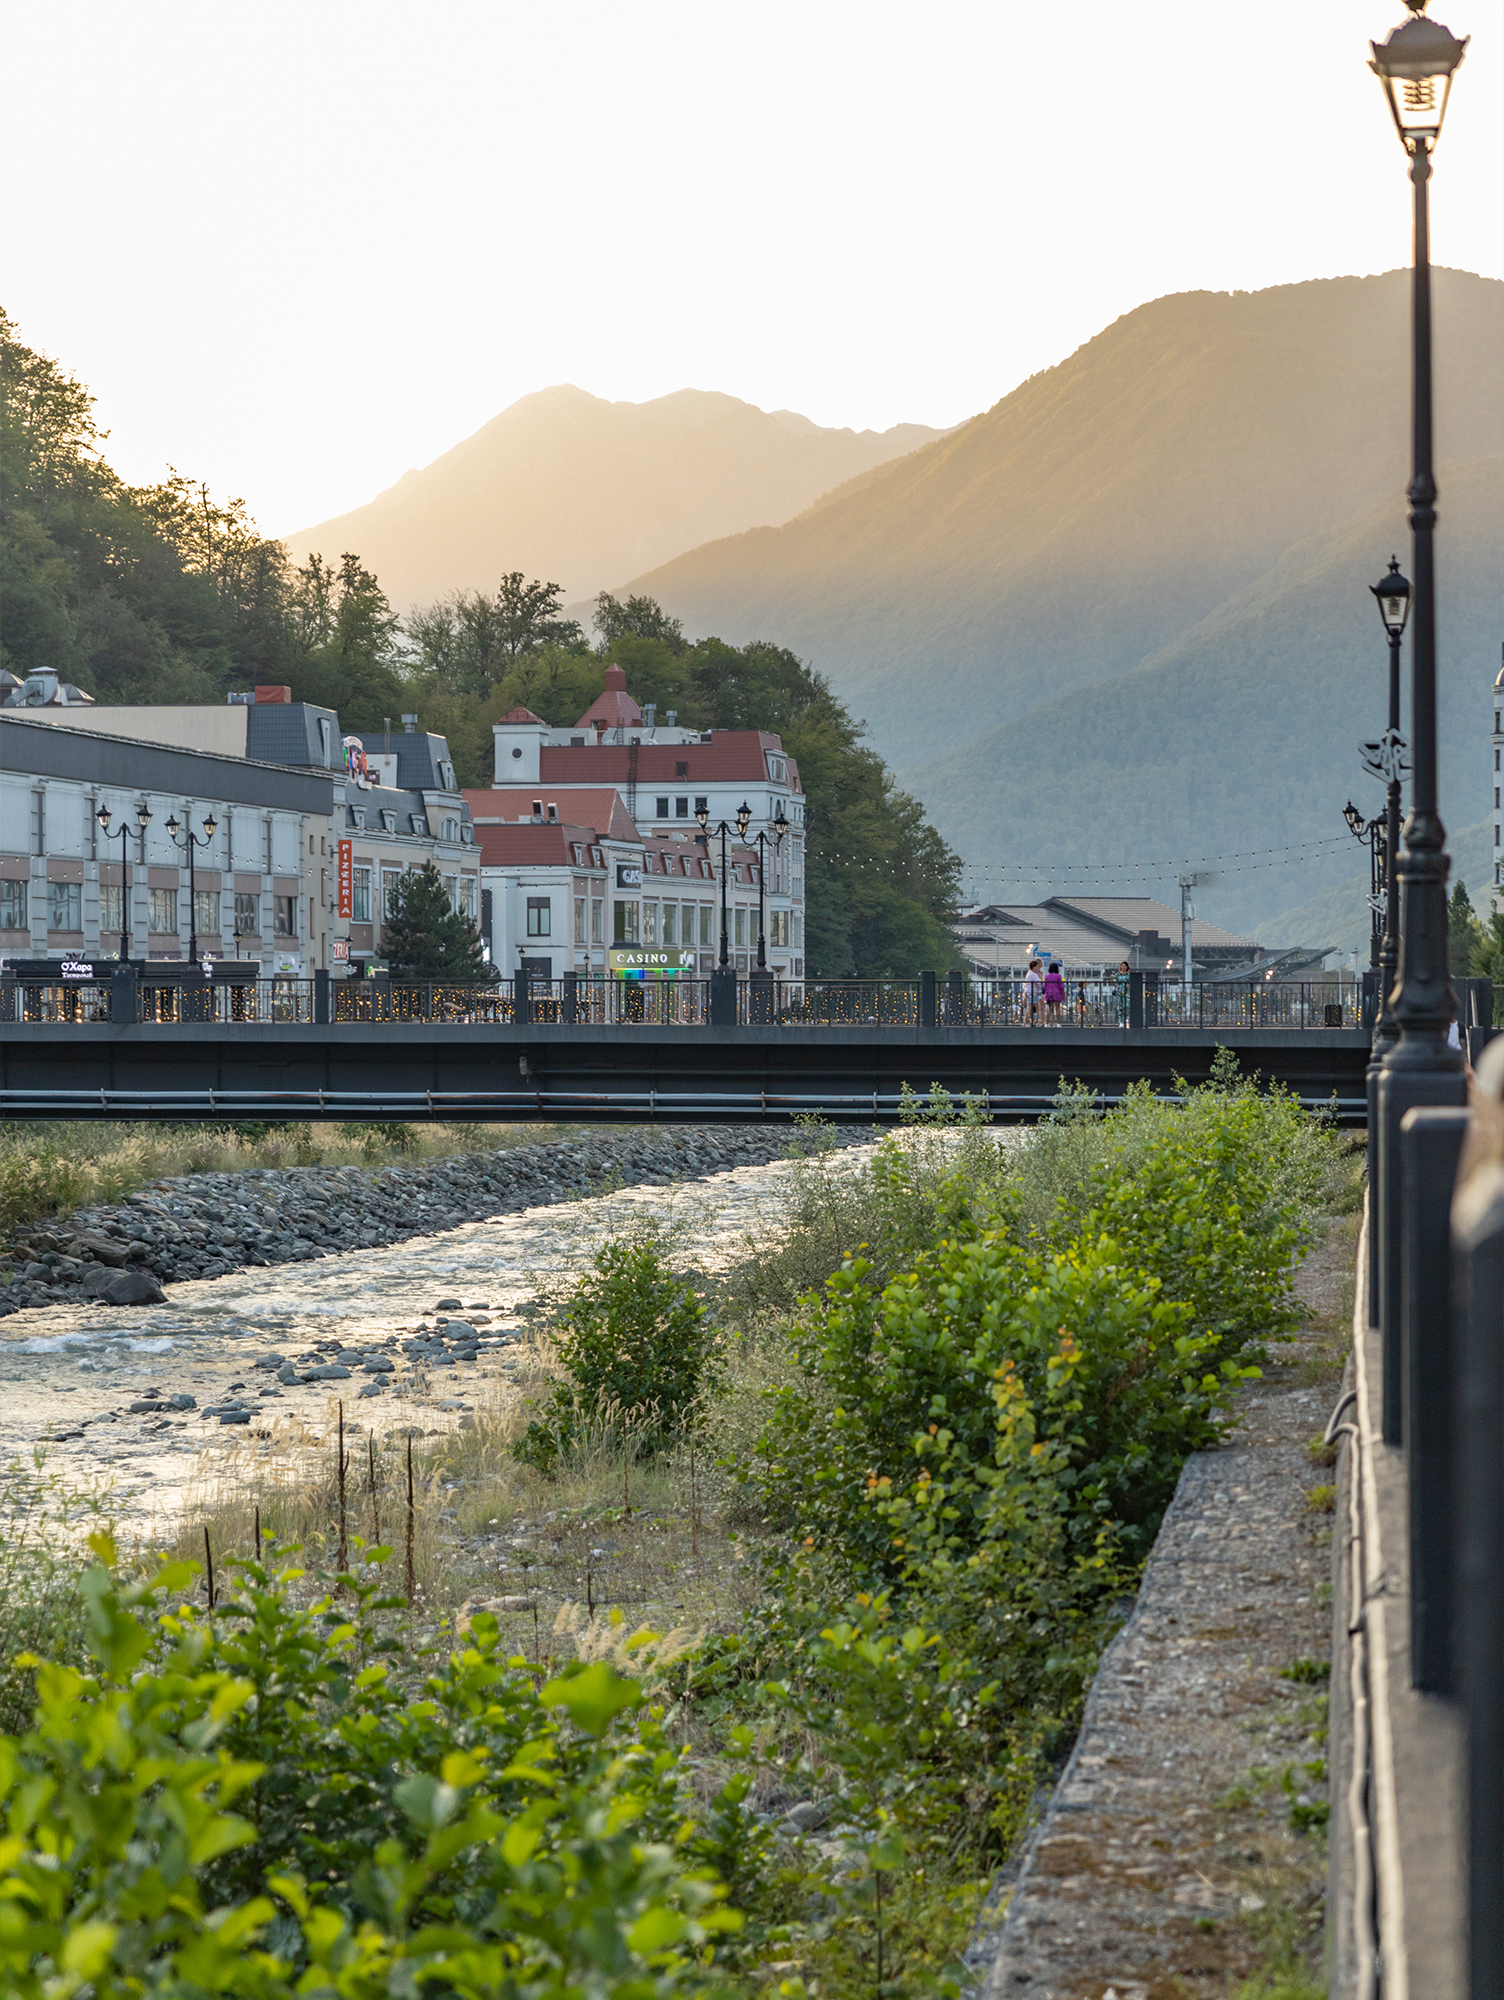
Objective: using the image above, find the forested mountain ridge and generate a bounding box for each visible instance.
[900,452,1504,937]
[0,313,962,976]
[613,270,1504,774]
[283,385,950,612]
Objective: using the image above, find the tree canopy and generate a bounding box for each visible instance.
[1,311,964,976]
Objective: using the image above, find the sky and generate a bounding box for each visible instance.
[6,0,1501,539]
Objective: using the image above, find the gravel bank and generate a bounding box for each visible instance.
[0,1125,873,1318]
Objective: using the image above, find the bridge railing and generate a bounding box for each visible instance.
[0,969,1368,1030]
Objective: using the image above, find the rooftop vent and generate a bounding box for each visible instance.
[401,713,418,733]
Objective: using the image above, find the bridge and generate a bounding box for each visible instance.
[0,1018,1370,1123]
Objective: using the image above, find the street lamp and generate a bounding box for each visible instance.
[94,801,152,964]
[1368,2,1469,1434]
[1342,797,1387,974]
[751,805,790,973]
[1367,556,1412,1046]
[695,800,752,970]
[164,810,219,962]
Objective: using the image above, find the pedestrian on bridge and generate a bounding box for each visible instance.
[1042,960,1065,1025]
[1115,960,1132,1026]
[1022,958,1044,1026]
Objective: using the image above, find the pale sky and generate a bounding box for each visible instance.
[6,0,1501,538]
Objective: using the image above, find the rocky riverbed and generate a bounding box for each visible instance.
[0,1126,866,1315]
[0,1127,878,1538]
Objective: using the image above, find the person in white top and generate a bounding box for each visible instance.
[1022,958,1044,1026]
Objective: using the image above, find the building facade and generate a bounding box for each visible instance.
[476,667,806,979]
[1,701,479,976]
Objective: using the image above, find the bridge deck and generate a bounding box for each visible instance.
[1,1023,1371,1122]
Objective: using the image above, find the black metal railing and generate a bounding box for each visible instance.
[0,969,1369,1031]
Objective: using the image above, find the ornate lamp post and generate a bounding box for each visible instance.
[1368,557,1413,1036]
[751,807,790,972]
[696,800,752,969]
[1342,798,1387,977]
[94,801,152,964]
[164,810,219,962]
[1368,2,1469,1433]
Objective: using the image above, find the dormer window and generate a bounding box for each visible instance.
[572,842,585,865]
[409,814,428,836]
[592,847,603,867]
[532,799,544,819]
[460,824,474,845]
[348,806,367,830]
[439,761,457,790]
[380,810,397,833]
[766,753,787,782]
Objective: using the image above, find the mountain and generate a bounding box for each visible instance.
[899,454,1504,939]
[282,388,948,611]
[1262,820,1493,956]
[614,270,1504,772]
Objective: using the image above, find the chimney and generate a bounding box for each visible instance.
[401,713,418,734]
[643,703,657,729]
[665,709,677,727]
[254,685,292,704]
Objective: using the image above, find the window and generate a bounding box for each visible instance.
[526,897,551,937]
[592,847,604,867]
[675,796,688,818]
[643,901,659,944]
[352,867,372,922]
[591,898,603,944]
[574,898,586,944]
[734,907,746,948]
[235,891,260,937]
[459,877,475,920]
[439,761,457,791]
[348,805,367,829]
[274,895,297,938]
[699,905,713,948]
[149,888,178,934]
[661,904,676,945]
[766,754,786,781]
[380,811,397,833]
[571,843,584,865]
[461,824,474,845]
[570,735,586,747]
[694,796,708,817]
[318,717,333,766]
[655,797,670,818]
[0,881,26,932]
[410,815,428,836]
[443,875,458,910]
[100,885,124,933]
[48,881,82,931]
[793,911,803,946]
[614,901,639,944]
[193,890,221,939]
[676,760,689,778]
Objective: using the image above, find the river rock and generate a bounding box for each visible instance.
[91,1269,167,1306]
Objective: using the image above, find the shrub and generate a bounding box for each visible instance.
[516,1236,716,1469]
[0,1539,741,1999]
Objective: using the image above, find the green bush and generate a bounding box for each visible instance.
[0,1148,90,1235]
[0,1538,741,1999]
[516,1237,717,1470]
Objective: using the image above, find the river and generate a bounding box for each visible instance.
[0,1146,875,1544]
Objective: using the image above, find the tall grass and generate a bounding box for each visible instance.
[0,1120,552,1234]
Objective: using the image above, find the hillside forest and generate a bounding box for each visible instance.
[0,310,961,977]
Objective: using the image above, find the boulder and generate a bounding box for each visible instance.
[95,1269,167,1307]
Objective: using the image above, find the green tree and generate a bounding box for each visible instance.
[381,861,494,982]
[1450,878,1484,976]
[594,591,686,653]
[290,552,405,726]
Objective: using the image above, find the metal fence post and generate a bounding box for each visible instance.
[516,973,531,1026]
[1128,970,1144,1032]
[1400,1104,1469,1690]
[562,971,577,1024]
[314,968,330,1025]
[710,967,736,1027]
[920,969,937,1028]
[109,965,138,1026]
[1451,1111,1504,2000]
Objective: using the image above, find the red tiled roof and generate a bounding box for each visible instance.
[472,822,606,869]
[464,786,641,842]
[496,706,546,725]
[539,731,799,791]
[574,663,641,731]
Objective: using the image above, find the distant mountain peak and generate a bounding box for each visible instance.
[283,387,947,608]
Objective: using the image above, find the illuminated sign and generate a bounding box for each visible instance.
[608,946,697,980]
[615,864,642,888]
[331,938,349,962]
[337,839,353,917]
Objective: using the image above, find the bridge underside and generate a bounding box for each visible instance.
[0,1025,1371,1124]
